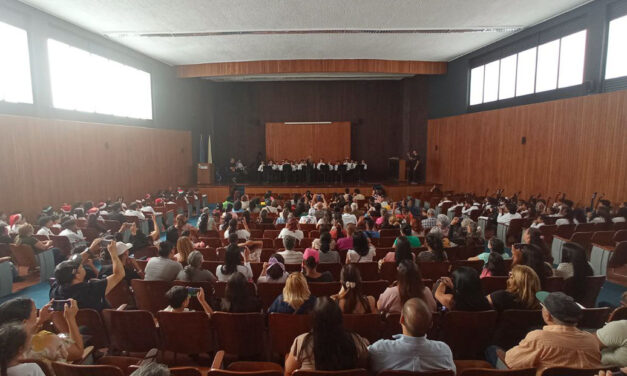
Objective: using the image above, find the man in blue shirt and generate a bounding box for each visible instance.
[368,298,456,374]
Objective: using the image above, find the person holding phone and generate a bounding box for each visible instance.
[162,286,213,315]
[50,240,125,311]
[0,297,84,362]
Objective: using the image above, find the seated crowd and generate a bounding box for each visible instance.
[0,187,626,375]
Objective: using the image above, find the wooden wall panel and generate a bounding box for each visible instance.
[427,90,627,206]
[265,122,350,161]
[178,59,447,78]
[0,115,193,220]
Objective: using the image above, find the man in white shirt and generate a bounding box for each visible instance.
[278,236,303,264]
[497,203,522,225]
[124,202,145,220]
[299,208,317,224]
[36,216,54,238]
[140,200,156,215]
[369,298,455,374]
[341,205,358,227]
[59,219,87,248]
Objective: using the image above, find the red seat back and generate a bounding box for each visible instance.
[439,310,499,359]
[156,311,213,354]
[257,282,286,309]
[212,312,266,358]
[268,313,312,356]
[102,309,159,353]
[130,279,172,315]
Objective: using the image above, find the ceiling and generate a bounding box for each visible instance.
[20,0,591,70]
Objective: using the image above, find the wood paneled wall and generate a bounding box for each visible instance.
[427,90,627,206]
[265,122,351,161]
[178,59,447,78]
[209,79,429,179]
[0,115,193,220]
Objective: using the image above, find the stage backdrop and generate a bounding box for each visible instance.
[265,121,351,161]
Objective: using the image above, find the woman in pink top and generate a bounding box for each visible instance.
[377,260,436,313]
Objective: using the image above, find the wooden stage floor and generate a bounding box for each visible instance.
[197,182,434,203]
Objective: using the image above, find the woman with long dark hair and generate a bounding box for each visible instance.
[216,243,252,281]
[332,264,377,313]
[316,231,340,263]
[382,236,415,264]
[346,231,376,263]
[480,252,508,278]
[556,242,593,302]
[284,297,369,374]
[418,233,448,262]
[435,266,491,311]
[523,227,552,263]
[378,260,436,313]
[219,272,261,313]
[512,243,552,288]
[0,323,45,376]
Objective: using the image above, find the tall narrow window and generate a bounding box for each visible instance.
[535,39,560,93]
[0,21,33,104]
[48,39,152,119]
[516,47,537,96]
[469,66,484,105]
[558,30,587,88]
[605,14,627,80]
[499,54,517,100]
[483,61,500,103]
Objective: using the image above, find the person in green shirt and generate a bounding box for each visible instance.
[393,224,422,248]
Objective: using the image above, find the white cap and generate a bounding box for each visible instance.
[116,242,132,256]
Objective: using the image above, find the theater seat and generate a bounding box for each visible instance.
[540,367,612,376]
[212,312,266,360]
[102,309,159,354]
[377,370,455,376]
[438,310,498,360]
[51,362,124,376]
[292,370,368,376]
[156,311,214,356]
[609,306,627,321]
[268,313,312,356]
[606,242,627,286]
[459,369,535,376]
[210,350,283,376]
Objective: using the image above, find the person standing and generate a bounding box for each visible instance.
[406,150,421,184]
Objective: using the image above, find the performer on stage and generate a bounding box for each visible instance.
[406,150,421,184]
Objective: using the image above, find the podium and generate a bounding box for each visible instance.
[387,158,407,182]
[197,163,214,185]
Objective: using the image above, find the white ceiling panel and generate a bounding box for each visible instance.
[18,0,592,66]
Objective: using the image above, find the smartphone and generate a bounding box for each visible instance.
[187,287,200,297]
[512,243,524,250]
[50,300,70,311]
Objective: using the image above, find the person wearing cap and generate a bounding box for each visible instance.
[369,298,455,374]
[9,213,25,235]
[302,248,334,283]
[50,240,125,311]
[99,241,145,282]
[501,291,601,370]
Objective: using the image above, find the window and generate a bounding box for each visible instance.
[558,30,586,88]
[469,29,586,105]
[516,47,537,96]
[469,66,484,105]
[605,14,627,80]
[535,40,560,93]
[483,61,500,103]
[499,54,517,100]
[0,21,33,104]
[48,39,152,119]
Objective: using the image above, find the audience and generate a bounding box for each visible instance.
[332,264,377,314]
[500,291,601,370]
[481,252,508,278]
[0,322,46,376]
[523,227,552,263]
[59,219,87,248]
[316,231,340,263]
[435,266,491,311]
[393,224,422,248]
[378,260,436,313]
[418,233,448,262]
[174,236,194,265]
[555,242,593,302]
[163,285,212,315]
[176,250,217,282]
[278,218,304,241]
[382,235,415,264]
[0,297,84,362]
[512,243,552,288]
[216,243,253,281]
[278,235,303,264]
[596,319,627,367]
[284,297,369,374]
[257,254,289,283]
[130,363,171,376]
[50,240,125,310]
[144,242,183,281]
[487,265,541,311]
[336,223,356,251]
[346,231,376,263]
[302,249,334,283]
[219,272,261,313]
[224,217,251,241]
[268,272,316,314]
[497,203,522,225]
[369,298,455,374]
[470,236,509,264]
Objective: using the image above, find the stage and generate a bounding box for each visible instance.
[197,182,435,203]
